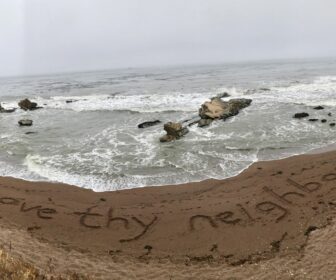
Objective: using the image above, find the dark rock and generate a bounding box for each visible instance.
[188,119,201,127]
[211,92,230,100]
[199,98,252,120]
[321,119,327,123]
[66,99,78,104]
[308,119,319,122]
[159,135,176,142]
[328,113,332,116]
[313,106,324,110]
[293,112,309,119]
[160,122,189,142]
[259,88,271,91]
[18,119,33,126]
[198,118,213,127]
[330,123,335,127]
[138,120,161,129]
[18,99,41,111]
[25,131,37,135]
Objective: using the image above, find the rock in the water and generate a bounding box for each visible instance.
[321,119,327,123]
[309,119,319,122]
[198,118,213,127]
[159,122,189,142]
[0,103,16,113]
[330,123,335,127]
[25,131,37,135]
[328,113,332,116]
[138,120,161,129]
[0,107,16,113]
[313,106,324,110]
[211,92,230,100]
[199,98,252,120]
[159,135,176,143]
[18,119,33,126]
[18,99,40,111]
[293,112,309,119]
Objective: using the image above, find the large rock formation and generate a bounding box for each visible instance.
[160,122,189,142]
[159,97,252,142]
[199,98,252,121]
[18,99,41,111]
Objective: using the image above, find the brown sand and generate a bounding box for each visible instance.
[0,151,335,279]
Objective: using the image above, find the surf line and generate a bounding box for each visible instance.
[189,173,336,231]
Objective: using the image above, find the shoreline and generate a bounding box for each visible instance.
[7,140,336,193]
[0,150,335,278]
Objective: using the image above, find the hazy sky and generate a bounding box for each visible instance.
[1,0,336,76]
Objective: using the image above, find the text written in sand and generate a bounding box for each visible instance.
[189,174,335,231]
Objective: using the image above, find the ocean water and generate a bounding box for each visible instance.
[1,58,336,191]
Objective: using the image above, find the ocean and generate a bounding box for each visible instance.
[0,58,336,191]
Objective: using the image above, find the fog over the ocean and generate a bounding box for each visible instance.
[1,0,336,76]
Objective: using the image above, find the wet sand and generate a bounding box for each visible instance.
[0,150,335,279]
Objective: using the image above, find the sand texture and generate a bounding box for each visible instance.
[0,151,335,279]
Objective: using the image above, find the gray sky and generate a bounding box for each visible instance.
[1,0,336,76]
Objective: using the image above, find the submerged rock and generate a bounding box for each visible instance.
[293,112,309,119]
[199,98,252,120]
[211,92,230,100]
[309,119,319,122]
[198,118,213,127]
[25,131,37,135]
[330,123,335,127]
[66,99,78,104]
[159,122,189,142]
[0,103,16,113]
[18,99,41,111]
[321,119,327,123]
[18,119,33,126]
[313,106,324,110]
[138,120,161,129]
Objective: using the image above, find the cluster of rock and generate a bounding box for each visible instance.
[18,98,41,111]
[0,98,42,128]
[293,106,335,127]
[138,93,253,143]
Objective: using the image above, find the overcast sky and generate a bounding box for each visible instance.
[1,0,336,76]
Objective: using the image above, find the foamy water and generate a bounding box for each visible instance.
[0,58,336,191]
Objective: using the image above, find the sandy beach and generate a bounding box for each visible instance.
[0,150,334,279]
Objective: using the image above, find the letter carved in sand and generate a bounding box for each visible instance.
[74,206,158,243]
[187,174,332,232]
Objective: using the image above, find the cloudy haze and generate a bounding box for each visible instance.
[1,0,336,76]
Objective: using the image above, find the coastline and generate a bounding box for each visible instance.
[0,150,335,279]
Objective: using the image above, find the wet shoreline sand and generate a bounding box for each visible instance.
[0,150,335,279]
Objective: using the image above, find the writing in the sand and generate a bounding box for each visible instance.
[74,206,157,243]
[0,198,157,243]
[0,197,57,219]
[189,173,336,231]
